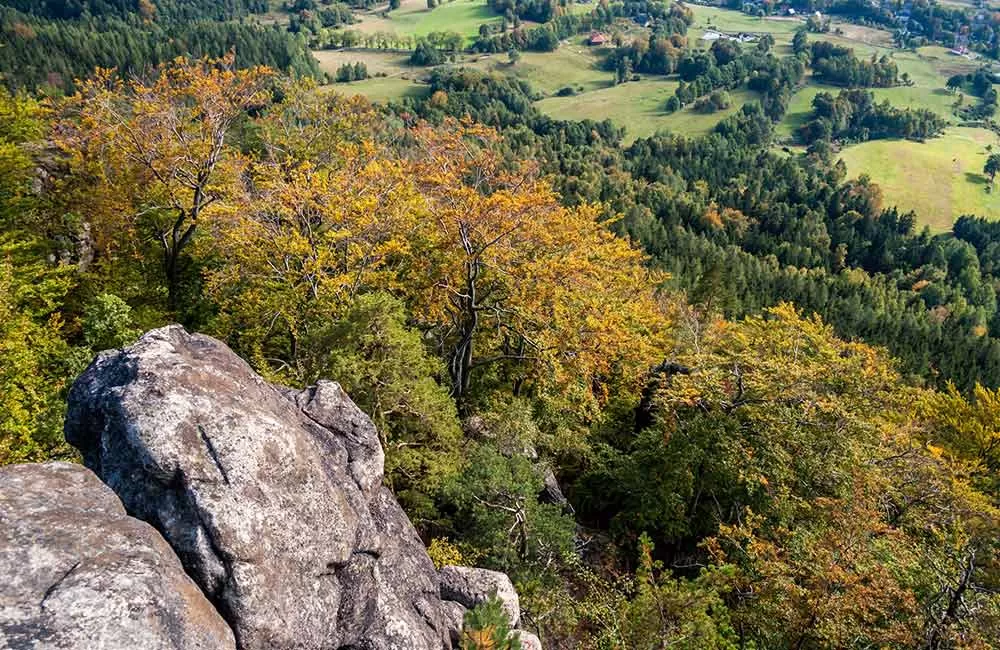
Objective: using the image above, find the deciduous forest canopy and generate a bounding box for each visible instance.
[3,0,1000,647]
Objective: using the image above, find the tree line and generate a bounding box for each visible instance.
[798,88,947,145]
[0,2,319,91]
[810,40,898,87]
[659,39,803,114]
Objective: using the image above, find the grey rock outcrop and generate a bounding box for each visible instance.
[439,565,520,629]
[539,468,574,515]
[439,600,467,646]
[518,631,543,650]
[64,325,449,650]
[0,462,236,650]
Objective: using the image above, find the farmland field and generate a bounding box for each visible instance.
[466,39,611,95]
[315,49,431,102]
[686,3,801,44]
[536,77,679,141]
[778,46,983,139]
[313,49,414,77]
[537,81,758,143]
[328,76,431,103]
[838,127,1000,232]
[353,0,500,41]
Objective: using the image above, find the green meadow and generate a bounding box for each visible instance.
[353,0,500,41]
[838,127,1000,232]
[466,39,612,95]
[537,81,758,143]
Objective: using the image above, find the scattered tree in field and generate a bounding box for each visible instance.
[411,40,445,66]
[693,90,731,113]
[792,28,808,54]
[798,89,946,145]
[985,153,1000,186]
[615,56,633,84]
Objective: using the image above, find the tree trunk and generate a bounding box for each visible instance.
[927,550,976,649]
[161,208,197,313]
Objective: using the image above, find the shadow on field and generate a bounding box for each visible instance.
[965,172,989,186]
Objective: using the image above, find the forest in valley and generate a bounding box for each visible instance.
[2,0,1000,648]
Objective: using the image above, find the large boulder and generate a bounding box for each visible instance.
[439,601,467,646]
[64,325,449,650]
[0,462,236,650]
[439,566,520,629]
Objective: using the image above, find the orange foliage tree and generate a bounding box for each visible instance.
[202,102,670,414]
[55,54,275,310]
[402,122,671,411]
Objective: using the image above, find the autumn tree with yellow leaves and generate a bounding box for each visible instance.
[54,54,275,311]
[201,97,671,415]
[403,122,670,410]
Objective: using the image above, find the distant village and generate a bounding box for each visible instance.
[585,0,994,59]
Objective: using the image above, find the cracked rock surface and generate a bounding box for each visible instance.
[0,461,236,650]
[439,566,520,629]
[64,325,449,650]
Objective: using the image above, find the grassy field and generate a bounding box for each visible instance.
[779,82,959,140]
[327,76,431,103]
[536,77,679,142]
[838,127,1000,232]
[314,49,432,102]
[354,0,500,41]
[313,49,414,77]
[466,37,611,95]
[314,40,612,102]
[686,4,801,45]
[537,80,758,143]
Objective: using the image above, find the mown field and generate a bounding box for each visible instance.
[314,48,430,102]
[351,0,596,41]
[466,40,612,95]
[537,81,759,142]
[839,127,1000,232]
[686,3,801,49]
[353,0,500,41]
[314,49,413,77]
